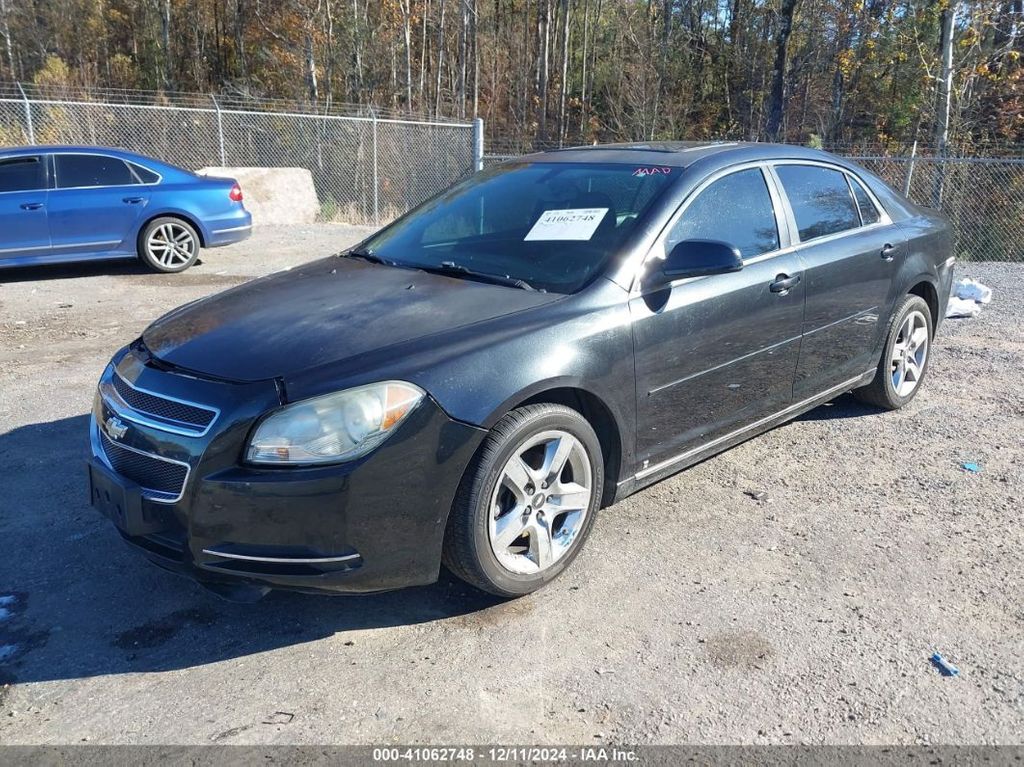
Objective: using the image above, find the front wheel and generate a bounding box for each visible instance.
[443,404,603,597]
[138,217,200,273]
[854,294,933,410]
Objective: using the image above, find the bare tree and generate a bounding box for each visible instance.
[458,0,469,117]
[934,0,956,155]
[0,0,15,79]
[557,0,570,144]
[536,0,550,140]
[435,0,447,115]
[765,0,799,140]
[933,0,957,205]
[155,0,173,87]
[399,0,414,108]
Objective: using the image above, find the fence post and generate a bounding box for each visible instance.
[371,108,380,226]
[17,82,35,145]
[903,140,917,198]
[211,94,226,166]
[472,117,484,172]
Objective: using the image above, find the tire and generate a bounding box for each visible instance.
[854,294,933,410]
[138,217,200,273]
[442,404,604,597]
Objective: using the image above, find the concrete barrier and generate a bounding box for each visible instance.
[196,167,319,226]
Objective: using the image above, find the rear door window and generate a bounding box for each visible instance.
[666,168,780,258]
[55,154,136,188]
[776,164,861,241]
[128,162,161,184]
[848,175,881,226]
[0,156,45,193]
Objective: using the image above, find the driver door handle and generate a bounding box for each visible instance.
[20,202,44,211]
[770,273,801,294]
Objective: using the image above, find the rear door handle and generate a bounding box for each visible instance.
[20,202,44,211]
[881,243,897,261]
[770,273,801,293]
[122,197,145,204]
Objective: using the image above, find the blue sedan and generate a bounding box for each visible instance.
[0,146,252,272]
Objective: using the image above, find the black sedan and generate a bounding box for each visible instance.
[88,142,954,599]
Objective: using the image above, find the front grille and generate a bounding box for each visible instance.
[112,373,216,431]
[100,431,188,502]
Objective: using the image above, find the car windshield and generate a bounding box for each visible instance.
[357,161,681,293]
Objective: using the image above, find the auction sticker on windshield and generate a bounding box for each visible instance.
[524,208,609,241]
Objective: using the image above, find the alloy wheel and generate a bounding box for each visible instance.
[891,309,929,397]
[146,223,196,268]
[488,430,593,575]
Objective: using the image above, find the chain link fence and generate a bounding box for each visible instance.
[2,81,1020,260]
[853,155,1024,263]
[483,145,1024,263]
[0,83,480,226]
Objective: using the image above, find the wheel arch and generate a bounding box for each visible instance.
[907,278,939,335]
[136,210,208,251]
[493,384,625,508]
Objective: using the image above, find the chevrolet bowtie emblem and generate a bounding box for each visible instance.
[104,415,128,440]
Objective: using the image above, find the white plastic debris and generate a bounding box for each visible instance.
[946,296,982,319]
[954,278,992,304]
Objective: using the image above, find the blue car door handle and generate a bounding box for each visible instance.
[20,202,44,211]
[122,197,145,204]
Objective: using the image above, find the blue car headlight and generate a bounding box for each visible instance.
[246,381,424,465]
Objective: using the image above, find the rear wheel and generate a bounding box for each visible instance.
[139,217,200,273]
[443,404,603,597]
[854,294,933,410]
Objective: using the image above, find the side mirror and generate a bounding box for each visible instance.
[648,239,744,287]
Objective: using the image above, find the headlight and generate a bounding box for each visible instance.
[245,381,425,465]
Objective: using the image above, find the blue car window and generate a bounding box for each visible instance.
[128,162,161,184]
[0,156,45,193]
[55,154,136,188]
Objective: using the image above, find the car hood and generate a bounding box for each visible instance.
[142,256,563,382]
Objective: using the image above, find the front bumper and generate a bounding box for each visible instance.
[89,345,485,594]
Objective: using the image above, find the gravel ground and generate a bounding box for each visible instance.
[0,227,1021,746]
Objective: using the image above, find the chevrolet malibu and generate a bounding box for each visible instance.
[88,142,953,600]
[0,145,251,272]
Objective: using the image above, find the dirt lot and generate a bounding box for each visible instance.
[0,226,1021,745]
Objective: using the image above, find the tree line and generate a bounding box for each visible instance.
[0,0,1021,153]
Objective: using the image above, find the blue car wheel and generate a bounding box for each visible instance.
[139,217,200,273]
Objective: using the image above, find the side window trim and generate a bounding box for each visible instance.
[768,159,893,248]
[0,155,49,195]
[634,161,791,289]
[843,173,864,226]
[53,152,138,190]
[845,171,884,226]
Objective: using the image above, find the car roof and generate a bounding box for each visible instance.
[518,141,848,169]
[0,144,197,178]
[1,144,152,160]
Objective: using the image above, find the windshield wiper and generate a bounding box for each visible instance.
[340,247,402,267]
[420,261,537,291]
